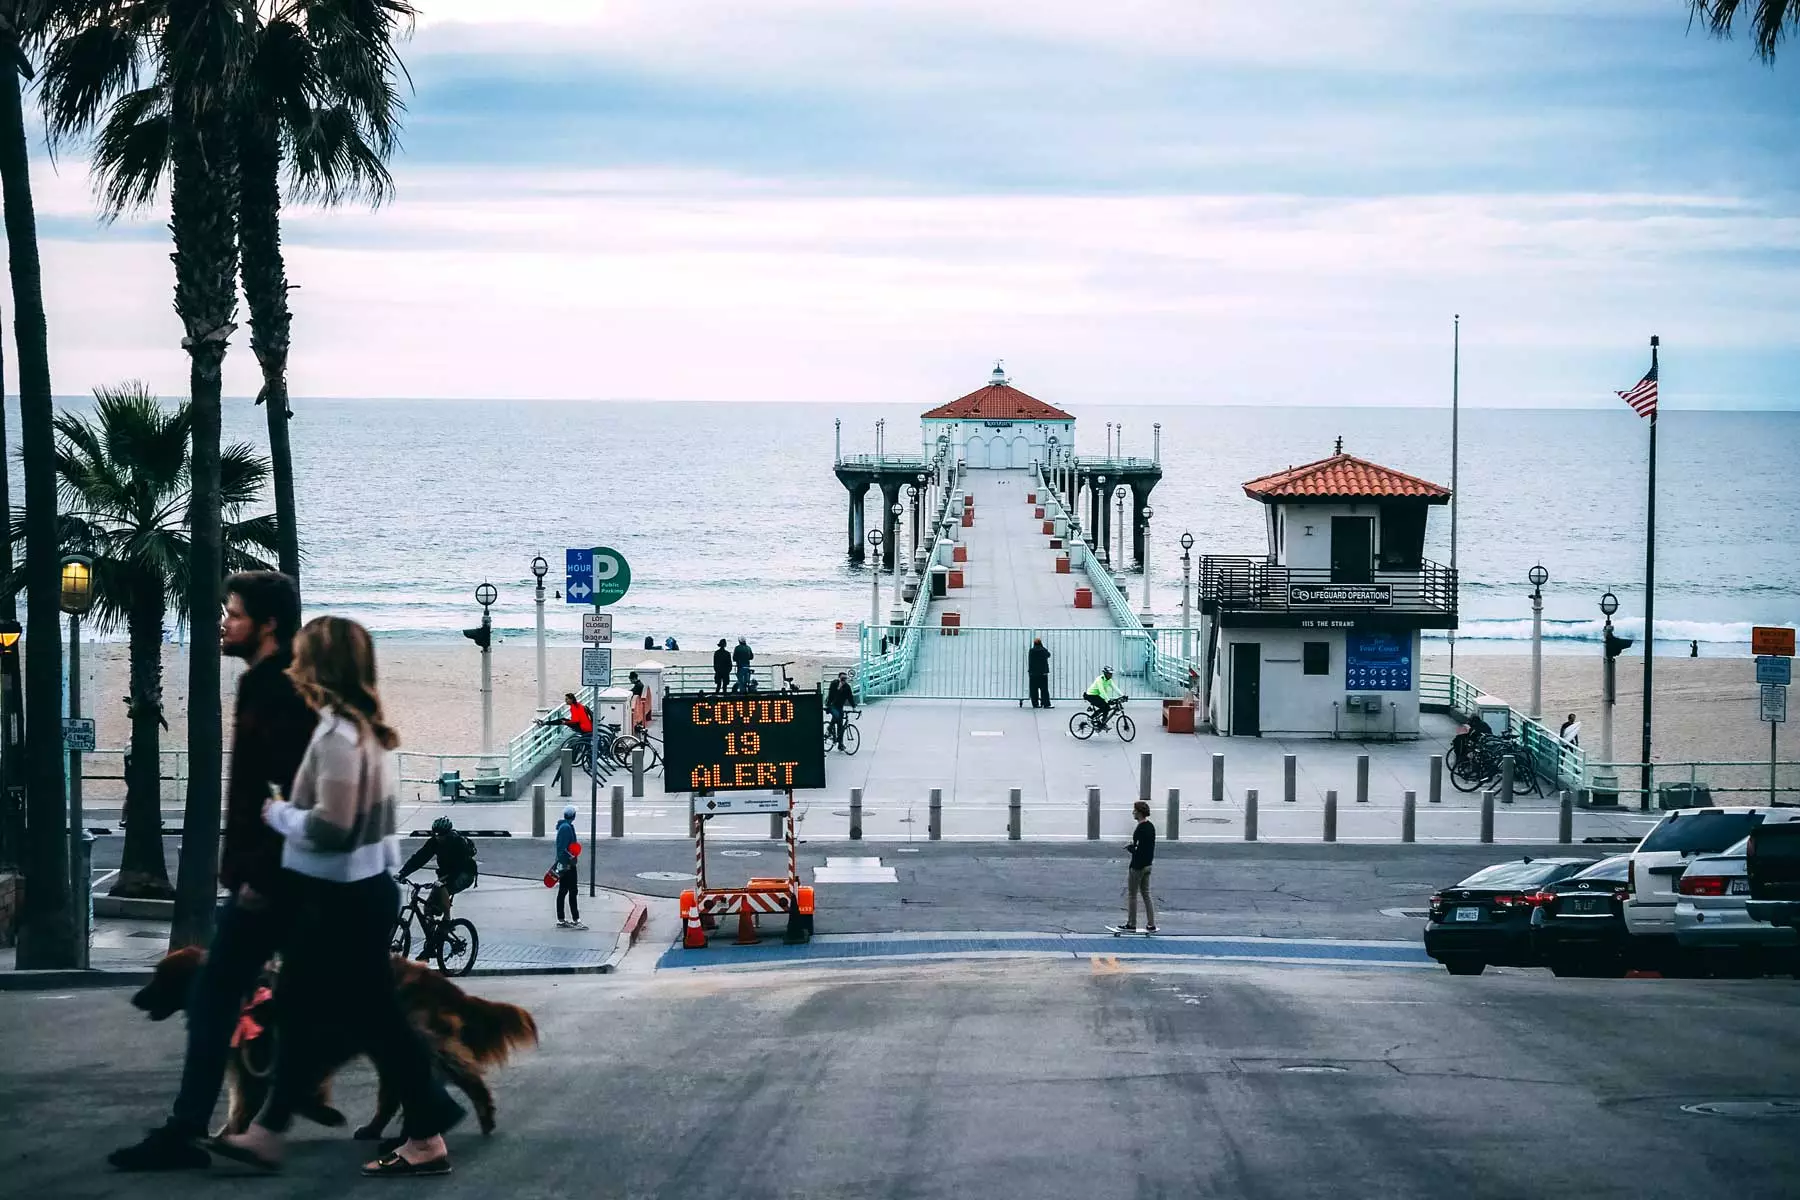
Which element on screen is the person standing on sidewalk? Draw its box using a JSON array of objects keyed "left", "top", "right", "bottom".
[
  {"left": 1122, "top": 801, "right": 1157, "bottom": 933},
  {"left": 110, "top": 572, "right": 315, "bottom": 1171},
  {"left": 1027, "top": 638, "right": 1052, "bottom": 709},
  {"left": 732, "top": 636, "right": 755, "bottom": 691},
  {"left": 712, "top": 640, "right": 731, "bottom": 693},
  {"left": 555, "top": 804, "right": 585, "bottom": 929}
]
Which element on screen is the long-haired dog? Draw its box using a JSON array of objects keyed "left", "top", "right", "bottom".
[{"left": 132, "top": 947, "right": 538, "bottom": 1139}]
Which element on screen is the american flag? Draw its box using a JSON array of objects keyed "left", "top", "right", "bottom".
[{"left": 1617, "top": 362, "right": 1658, "bottom": 419}]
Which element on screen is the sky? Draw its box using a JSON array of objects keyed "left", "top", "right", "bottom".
[{"left": 26, "top": 0, "right": 1800, "bottom": 408}]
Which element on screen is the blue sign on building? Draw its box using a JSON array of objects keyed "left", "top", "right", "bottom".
[{"left": 1346, "top": 632, "right": 1412, "bottom": 691}]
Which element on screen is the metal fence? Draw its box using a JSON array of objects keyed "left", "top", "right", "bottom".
[
  {"left": 1582, "top": 760, "right": 1800, "bottom": 807},
  {"left": 894, "top": 626, "right": 1200, "bottom": 701}
]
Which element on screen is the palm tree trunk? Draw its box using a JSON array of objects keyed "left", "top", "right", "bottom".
[
  {"left": 236, "top": 116, "right": 300, "bottom": 592},
  {"left": 167, "top": 39, "right": 242, "bottom": 950},
  {"left": 113, "top": 578, "right": 172, "bottom": 898},
  {"left": 0, "top": 295, "right": 11, "bottom": 625},
  {"left": 0, "top": 28, "right": 74, "bottom": 967}
]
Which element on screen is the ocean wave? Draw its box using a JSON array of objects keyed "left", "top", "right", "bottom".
[{"left": 1449, "top": 617, "right": 1762, "bottom": 644}]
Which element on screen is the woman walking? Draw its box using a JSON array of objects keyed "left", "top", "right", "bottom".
[
  {"left": 555, "top": 804, "right": 585, "bottom": 929},
  {"left": 213, "top": 617, "right": 463, "bottom": 1177}
]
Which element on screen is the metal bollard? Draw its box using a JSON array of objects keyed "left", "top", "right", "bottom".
[
  {"left": 1009, "top": 788, "right": 1022, "bottom": 841},
  {"left": 770, "top": 810, "right": 783, "bottom": 839},
  {"left": 75, "top": 830, "right": 94, "bottom": 969},
  {"left": 929, "top": 787, "right": 942, "bottom": 840},
  {"left": 560, "top": 747, "right": 574, "bottom": 798},
  {"left": 1323, "top": 790, "right": 1338, "bottom": 843},
  {"left": 1284, "top": 754, "right": 1297, "bottom": 803},
  {"left": 1402, "top": 791, "right": 1416, "bottom": 843},
  {"left": 1499, "top": 757, "right": 1514, "bottom": 805},
  {"left": 850, "top": 787, "right": 863, "bottom": 840},
  {"left": 1356, "top": 754, "right": 1369, "bottom": 803},
  {"left": 1212, "top": 754, "right": 1225, "bottom": 803},
  {"left": 1429, "top": 755, "right": 1443, "bottom": 804},
  {"left": 1086, "top": 786, "right": 1101, "bottom": 840},
  {"left": 1481, "top": 789, "right": 1496, "bottom": 843},
  {"left": 1166, "top": 788, "right": 1180, "bottom": 840},
  {"left": 611, "top": 785, "right": 625, "bottom": 838},
  {"left": 632, "top": 747, "right": 645, "bottom": 798},
  {"left": 1139, "top": 753, "right": 1153, "bottom": 804},
  {"left": 1244, "top": 789, "right": 1259, "bottom": 842},
  {"left": 532, "top": 784, "right": 547, "bottom": 838},
  {"left": 1558, "top": 790, "right": 1573, "bottom": 844}
]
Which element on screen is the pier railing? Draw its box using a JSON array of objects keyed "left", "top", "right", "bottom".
[
  {"left": 855, "top": 472, "right": 963, "bottom": 698},
  {"left": 1420, "top": 671, "right": 1585, "bottom": 792},
  {"left": 835, "top": 453, "right": 929, "bottom": 470},
  {"left": 892, "top": 625, "right": 1200, "bottom": 701}
]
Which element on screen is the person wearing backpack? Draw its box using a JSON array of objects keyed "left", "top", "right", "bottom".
[
  {"left": 399, "top": 816, "right": 479, "bottom": 921},
  {"left": 553, "top": 805, "right": 585, "bottom": 929}
]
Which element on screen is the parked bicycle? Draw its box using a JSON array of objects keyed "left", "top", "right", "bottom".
[
  {"left": 1070, "top": 696, "right": 1136, "bottom": 743},
  {"left": 1449, "top": 728, "right": 1540, "bottom": 796},
  {"left": 826, "top": 708, "right": 862, "bottom": 755},
  {"left": 390, "top": 880, "right": 480, "bottom": 976},
  {"left": 611, "top": 729, "right": 663, "bottom": 772}
]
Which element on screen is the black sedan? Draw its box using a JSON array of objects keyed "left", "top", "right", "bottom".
[
  {"left": 1531, "top": 855, "right": 1632, "bottom": 977},
  {"left": 1424, "top": 857, "right": 1598, "bottom": 975}
]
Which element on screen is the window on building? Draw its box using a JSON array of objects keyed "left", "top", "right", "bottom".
[{"left": 1303, "top": 642, "right": 1330, "bottom": 675}]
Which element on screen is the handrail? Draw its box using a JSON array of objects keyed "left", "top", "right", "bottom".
[
  {"left": 1199, "top": 555, "right": 1457, "bottom": 616},
  {"left": 855, "top": 465, "right": 961, "bottom": 698}
]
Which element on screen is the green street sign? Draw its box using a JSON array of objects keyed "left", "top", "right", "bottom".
[{"left": 592, "top": 546, "right": 631, "bottom": 606}]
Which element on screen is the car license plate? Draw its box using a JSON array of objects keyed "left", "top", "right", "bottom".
[
  {"left": 1455, "top": 907, "right": 1481, "bottom": 922},
  {"left": 1730, "top": 878, "right": 1750, "bottom": 895},
  {"left": 1568, "top": 896, "right": 1603, "bottom": 913}
]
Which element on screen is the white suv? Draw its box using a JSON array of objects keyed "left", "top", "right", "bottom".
[{"left": 1625, "top": 807, "right": 1800, "bottom": 938}]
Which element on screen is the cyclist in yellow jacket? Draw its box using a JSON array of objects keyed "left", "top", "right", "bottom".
[{"left": 1084, "top": 666, "right": 1122, "bottom": 724}]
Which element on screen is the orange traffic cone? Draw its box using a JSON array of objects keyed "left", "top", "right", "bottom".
[
  {"left": 679, "top": 891, "right": 707, "bottom": 949},
  {"left": 735, "top": 908, "right": 761, "bottom": 945}
]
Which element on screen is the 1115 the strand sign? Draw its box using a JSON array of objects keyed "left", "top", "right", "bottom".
[{"left": 662, "top": 691, "right": 827, "bottom": 793}]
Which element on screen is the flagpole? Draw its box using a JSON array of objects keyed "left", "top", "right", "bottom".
[
  {"left": 1449, "top": 314, "right": 1460, "bottom": 674},
  {"left": 1640, "top": 334, "right": 1658, "bottom": 810}
]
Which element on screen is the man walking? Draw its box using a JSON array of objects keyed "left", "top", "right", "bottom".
[
  {"left": 1121, "top": 801, "right": 1157, "bottom": 933},
  {"left": 1027, "top": 637, "right": 1051, "bottom": 709},
  {"left": 712, "top": 639, "right": 731, "bottom": 694},
  {"left": 110, "top": 572, "right": 316, "bottom": 1170},
  {"left": 732, "top": 636, "right": 755, "bottom": 692}
]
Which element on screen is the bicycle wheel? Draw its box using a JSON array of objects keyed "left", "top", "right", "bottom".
[
  {"left": 1509, "top": 758, "right": 1540, "bottom": 797},
  {"left": 1070, "top": 712, "right": 1095, "bottom": 740},
  {"left": 1115, "top": 714, "right": 1137, "bottom": 743},
  {"left": 840, "top": 724, "right": 861, "bottom": 755},
  {"left": 435, "top": 918, "right": 479, "bottom": 976},
  {"left": 1449, "top": 758, "right": 1485, "bottom": 792},
  {"left": 611, "top": 736, "right": 636, "bottom": 767},
  {"left": 389, "top": 914, "right": 412, "bottom": 959}
]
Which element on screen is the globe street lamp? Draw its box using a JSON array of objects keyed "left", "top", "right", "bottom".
[
  {"left": 1179, "top": 531, "right": 1196, "bottom": 661},
  {"left": 531, "top": 555, "right": 550, "bottom": 712},
  {"left": 1596, "top": 590, "right": 1630, "bottom": 803},
  {"left": 60, "top": 552, "right": 96, "bottom": 964},
  {"left": 473, "top": 581, "right": 498, "bottom": 754},
  {"left": 1139, "top": 505, "right": 1155, "bottom": 626},
  {"left": 1115, "top": 489, "right": 1127, "bottom": 580},
  {"left": 914, "top": 474, "right": 928, "bottom": 576},
  {"left": 890, "top": 501, "right": 906, "bottom": 628},
  {"left": 867, "top": 529, "right": 884, "bottom": 642},
  {"left": 1527, "top": 564, "right": 1550, "bottom": 720},
  {"left": 1096, "top": 476, "right": 1108, "bottom": 564}
]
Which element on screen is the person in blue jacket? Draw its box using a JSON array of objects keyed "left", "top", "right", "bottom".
[{"left": 554, "top": 805, "right": 585, "bottom": 929}]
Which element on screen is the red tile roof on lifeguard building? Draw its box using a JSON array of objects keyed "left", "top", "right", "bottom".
[
  {"left": 922, "top": 383, "right": 1074, "bottom": 422},
  {"left": 1242, "top": 453, "right": 1451, "bottom": 503}
]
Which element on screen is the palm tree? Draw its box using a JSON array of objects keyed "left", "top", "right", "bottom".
[
  {"left": 1, "top": 1, "right": 73, "bottom": 967},
  {"left": 9, "top": 384, "right": 277, "bottom": 898},
  {"left": 1691, "top": 1, "right": 1796, "bottom": 61}
]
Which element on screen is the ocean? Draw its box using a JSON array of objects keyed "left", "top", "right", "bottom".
[{"left": 8, "top": 397, "right": 1797, "bottom": 656}]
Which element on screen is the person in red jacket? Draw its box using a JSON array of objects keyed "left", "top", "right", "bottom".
[{"left": 110, "top": 572, "right": 317, "bottom": 1171}]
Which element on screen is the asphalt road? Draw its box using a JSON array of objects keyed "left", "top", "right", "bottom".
[
  {"left": 91, "top": 837, "right": 1600, "bottom": 941},
  {"left": 4, "top": 958, "right": 1799, "bottom": 1199}
]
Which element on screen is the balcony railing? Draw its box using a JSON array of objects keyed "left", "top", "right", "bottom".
[{"left": 1198, "top": 556, "right": 1457, "bottom": 616}]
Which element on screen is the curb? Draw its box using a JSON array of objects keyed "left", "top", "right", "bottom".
[
  {"left": 0, "top": 968, "right": 153, "bottom": 992},
  {"left": 623, "top": 899, "right": 650, "bottom": 944}
]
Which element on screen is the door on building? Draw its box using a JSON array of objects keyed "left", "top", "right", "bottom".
[
  {"left": 1229, "top": 642, "right": 1261, "bottom": 736},
  {"left": 1330, "top": 516, "right": 1373, "bottom": 584}
]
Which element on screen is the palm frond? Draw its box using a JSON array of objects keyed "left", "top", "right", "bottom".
[
  {"left": 218, "top": 440, "right": 273, "bottom": 511},
  {"left": 36, "top": 19, "right": 146, "bottom": 143},
  {"left": 1691, "top": 0, "right": 1796, "bottom": 62},
  {"left": 91, "top": 86, "right": 172, "bottom": 215},
  {"left": 286, "top": 99, "right": 392, "bottom": 204}
]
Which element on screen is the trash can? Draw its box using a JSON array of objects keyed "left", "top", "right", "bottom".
[
  {"left": 930, "top": 565, "right": 949, "bottom": 598},
  {"left": 438, "top": 771, "right": 462, "bottom": 800},
  {"left": 1657, "top": 782, "right": 1714, "bottom": 811}
]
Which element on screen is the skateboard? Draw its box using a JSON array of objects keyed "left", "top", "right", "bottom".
[{"left": 1105, "top": 926, "right": 1155, "bottom": 937}]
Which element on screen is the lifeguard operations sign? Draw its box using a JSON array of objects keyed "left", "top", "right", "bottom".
[{"left": 663, "top": 691, "right": 827, "bottom": 793}]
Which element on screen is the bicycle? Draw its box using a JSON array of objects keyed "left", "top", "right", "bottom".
[
  {"left": 540, "top": 719, "right": 622, "bottom": 779},
  {"left": 611, "top": 729, "right": 663, "bottom": 771},
  {"left": 825, "top": 708, "right": 862, "bottom": 755},
  {"left": 390, "top": 881, "right": 480, "bottom": 976},
  {"left": 1449, "top": 730, "right": 1539, "bottom": 796},
  {"left": 1070, "top": 696, "right": 1135, "bottom": 743}
]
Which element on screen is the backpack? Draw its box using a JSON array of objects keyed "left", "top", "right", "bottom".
[{"left": 446, "top": 831, "right": 480, "bottom": 884}]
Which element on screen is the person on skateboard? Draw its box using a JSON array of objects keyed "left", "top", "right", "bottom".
[{"left": 1122, "top": 801, "right": 1157, "bottom": 933}]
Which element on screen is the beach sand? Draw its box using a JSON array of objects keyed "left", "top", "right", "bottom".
[{"left": 70, "top": 640, "right": 856, "bottom": 756}]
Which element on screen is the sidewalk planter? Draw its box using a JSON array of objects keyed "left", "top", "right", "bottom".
[
  {"left": 1162, "top": 699, "right": 1196, "bottom": 734},
  {"left": 1034, "top": 507, "right": 1045, "bottom": 519},
  {"left": 961, "top": 511, "right": 973, "bottom": 528},
  {"left": 952, "top": 544, "right": 969, "bottom": 562},
  {"left": 1074, "top": 586, "right": 1093, "bottom": 608},
  {"left": 948, "top": 569, "right": 965, "bottom": 588},
  {"left": 1041, "top": 519, "right": 1054, "bottom": 534},
  {"left": 1027, "top": 492, "right": 1036, "bottom": 504},
  {"left": 940, "top": 612, "right": 961, "bottom": 635},
  {"left": 1055, "top": 555, "right": 1070, "bottom": 574}
]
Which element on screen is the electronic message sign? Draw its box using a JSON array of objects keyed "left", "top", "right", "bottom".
[{"left": 662, "top": 690, "right": 827, "bottom": 794}]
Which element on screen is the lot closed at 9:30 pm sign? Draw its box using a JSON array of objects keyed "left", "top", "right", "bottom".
[{"left": 662, "top": 691, "right": 826, "bottom": 793}]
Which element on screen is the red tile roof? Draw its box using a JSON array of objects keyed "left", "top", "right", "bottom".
[
  {"left": 922, "top": 383, "right": 1074, "bottom": 422},
  {"left": 1242, "top": 453, "right": 1450, "bottom": 502}
]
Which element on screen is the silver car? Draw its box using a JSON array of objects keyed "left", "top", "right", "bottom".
[{"left": 1674, "top": 836, "right": 1800, "bottom": 962}]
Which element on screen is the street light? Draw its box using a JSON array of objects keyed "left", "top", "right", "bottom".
[
  {"left": 1596, "top": 590, "right": 1633, "bottom": 807},
  {"left": 59, "top": 553, "right": 96, "bottom": 963},
  {"left": 531, "top": 555, "right": 550, "bottom": 712},
  {"left": 1527, "top": 564, "right": 1549, "bottom": 720},
  {"left": 467, "top": 582, "right": 498, "bottom": 755},
  {"left": 867, "top": 529, "right": 884, "bottom": 641},
  {"left": 0, "top": 619, "right": 19, "bottom": 876},
  {"left": 1179, "top": 531, "right": 1196, "bottom": 661},
  {"left": 1116, "top": 489, "right": 1126, "bottom": 575},
  {"left": 890, "top": 501, "right": 906, "bottom": 626},
  {"left": 1096, "top": 476, "right": 1108, "bottom": 564},
  {"left": 914, "top": 473, "right": 928, "bottom": 575},
  {"left": 1139, "top": 505, "right": 1154, "bottom": 625}
]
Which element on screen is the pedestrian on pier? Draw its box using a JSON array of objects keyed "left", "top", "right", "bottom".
[
  {"left": 1122, "top": 801, "right": 1157, "bottom": 934},
  {"left": 1027, "top": 637, "right": 1052, "bottom": 709},
  {"left": 713, "top": 640, "right": 731, "bottom": 693},
  {"left": 554, "top": 805, "right": 584, "bottom": 929},
  {"left": 1559, "top": 713, "right": 1581, "bottom": 746},
  {"left": 733, "top": 636, "right": 755, "bottom": 691}
]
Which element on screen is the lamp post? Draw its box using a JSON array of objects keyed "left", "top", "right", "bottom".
[
  {"left": 890, "top": 501, "right": 906, "bottom": 628},
  {"left": 914, "top": 474, "right": 928, "bottom": 575},
  {"left": 531, "top": 555, "right": 549, "bottom": 713},
  {"left": 1096, "top": 475, "right": 1108, "bottom": 564},
  {"left": 1047, "top": 436, "right": 1059, "bottom": 496},
  {"left": 0, "top": 620, "right": 20, "bottom": 872},
  {"left": 60, "top": 554, "right": 95, "bottom": 963},
  {"left": 1070, "top": 518, "right": 1084, "bottom": 570},
  {"left": 875, "top": 418, "right": 884, "bottom": 463},
  {"left": 867, "top": 529, "right": 884, "bottom": 650},
  {"left": 1180, "top": 531, "right": 1195, "bottom": 660},
  {"left": 1528, "top": 564, "right": 1549, "bottom": 720},
  {"left": 1106, "top": 422, "right": 1113, "bottom": 458},
  {"left": 1139, "top": 506, "right": 1155, "bottom": 625},
  {"left": 1597, "top": 590, "right": 1635, "bottom": 806},
  {"left": 474, "top": 582, "right": 497, "bottom": 755},
  {"left": 1115, "top": 489, "right": 1126, "bottom": 575}
]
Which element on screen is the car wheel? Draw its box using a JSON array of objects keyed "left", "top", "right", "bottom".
[{"left": 1442, "top": 957, "right": 1486, "bottom": 976}]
